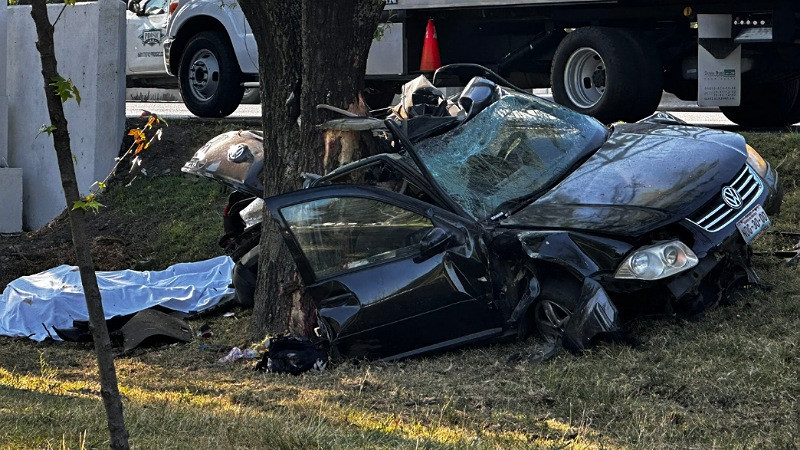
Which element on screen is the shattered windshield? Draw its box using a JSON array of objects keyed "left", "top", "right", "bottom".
[{"left": 414, "top": 94, "right": 607, "bottom": 219}]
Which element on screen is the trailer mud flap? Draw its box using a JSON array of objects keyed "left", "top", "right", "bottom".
[{"left": 698, "top": 14, "right": 741, "bottom": 107}]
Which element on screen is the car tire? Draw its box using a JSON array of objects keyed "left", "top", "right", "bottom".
[
  {"left": 720, "top": 79, "right": 800, "bottom": 127},
  {"left": 530, "top": 277, "right": 581, "bottom": 346},
  {"left": 551, "top": 27, "right": 662, "bottom": 123},
  {"left": 178, "top": 31, "right": 244, "bottom": 118},
  {"left": 232, "top": 244, "right": 259, "bottom": 308},
  {"left": 241, "top": 87, "right": 260, "bottom": 105}
]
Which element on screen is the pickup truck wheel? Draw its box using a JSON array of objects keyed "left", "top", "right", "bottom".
[
  {"left": 551, "top": 27, "right": 661, "bottom": 123},
  {"left": 721, "top": 79, "right": 800, "bottom": 127},
  {"left": 179, "top": 31, "right": 244, "bottom": 118}
]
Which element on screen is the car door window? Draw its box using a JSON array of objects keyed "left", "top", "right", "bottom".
[{"left": 281, "top": 197, "right": 434, "bottom": 279}]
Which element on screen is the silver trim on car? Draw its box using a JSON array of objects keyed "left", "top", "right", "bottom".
[{"left": 688, "top": 165, "right": 764, "bottom": 232}]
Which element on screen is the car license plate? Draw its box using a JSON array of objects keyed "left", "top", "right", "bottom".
[{"left": 736, "top": 204, "right": 770, "bottom": 244}]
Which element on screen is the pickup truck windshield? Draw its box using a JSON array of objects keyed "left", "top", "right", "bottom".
[{"left": 414, "top": 93, "right": 608, "bottom": 219}]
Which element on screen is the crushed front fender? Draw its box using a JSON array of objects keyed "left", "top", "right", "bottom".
[{"left": 562, "top": 278, "right": 620, "bottom": 351}]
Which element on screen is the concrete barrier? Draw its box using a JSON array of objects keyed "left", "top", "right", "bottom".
[
  {"left": 0, "top": 168, "right": 23, "bottom": 233},
  {"left": 5, "top": 0, "right": 125, "bottom": 230}
]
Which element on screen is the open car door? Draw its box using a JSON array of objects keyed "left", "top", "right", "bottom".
[{"left": 265, "top": 185, "right": 502, "bottom": 361}]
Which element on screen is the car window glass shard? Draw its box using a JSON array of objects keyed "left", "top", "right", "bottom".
[
  {"left": 413, "top": 93, "right": 607, "bottom": 219},
  {"left": 281, "top": 197, "right": 434, "bottom": 279}
]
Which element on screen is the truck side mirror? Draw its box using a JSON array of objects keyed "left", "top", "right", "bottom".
[{"left": 127, "top": 0, "right": 141, "bottom": 14}]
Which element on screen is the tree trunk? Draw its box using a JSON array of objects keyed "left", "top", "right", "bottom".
[
  {"left": 238, "top": 0, "right": 383, "bottom": 339},
  {"left": 29, "top": 2, "right": 129, "bottom": 448}
]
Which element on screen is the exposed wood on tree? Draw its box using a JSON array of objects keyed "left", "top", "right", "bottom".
[
  {"left": 28, "top": 1, "right": 129, "bottom": 448},
  {"left": 237, "top": 0, "right": 384, "bottom": 340}
]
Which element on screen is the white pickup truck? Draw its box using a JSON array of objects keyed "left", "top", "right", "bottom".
[
  {"left": 162, "top": 0, "right": 401, "bottom": 118},
  {"left": 125, "top": 0, "right": 173, "bottom": 88}
]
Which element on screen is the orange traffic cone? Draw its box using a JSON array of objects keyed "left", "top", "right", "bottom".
[{"left": 420, "top": 19, "right": 441, "bottom": 72}]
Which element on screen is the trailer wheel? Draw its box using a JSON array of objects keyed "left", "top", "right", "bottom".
[
  {"left": 551, "top": 27, "right": 662, "bottom": 123},
  {"left": 178, "top": 31, "right": 244, "bottom": 118},
  {"left": 720, "top": 80, "right": 800, "bottom": 127}
]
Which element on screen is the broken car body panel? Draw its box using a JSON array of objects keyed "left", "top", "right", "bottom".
[
  {"left": 182, "top": 130, "right": 264, "bottom": 196},
  {"left": 264, "top": 185, "right": 503, "bottom": 361}
]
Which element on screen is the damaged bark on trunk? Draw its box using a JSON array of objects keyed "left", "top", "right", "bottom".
[
  {"left": 28, "top": 0, "right": 129, "bottom": 448},
  {"left": 237, "top": 0, "right": 384, "bottom": 340}
]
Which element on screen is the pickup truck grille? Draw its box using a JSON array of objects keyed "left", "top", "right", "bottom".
[{"left": 688, "top": 165, "right": 763, "bottom": 233}]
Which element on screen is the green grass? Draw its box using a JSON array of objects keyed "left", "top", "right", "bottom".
[
  {"left": 105, "top": 176, "right": 228, "bottom": 269},
  {"left": 1, "top": 130, "right": 799, "bottom": 449}
]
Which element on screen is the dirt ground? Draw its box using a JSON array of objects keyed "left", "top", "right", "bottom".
[{"left": 0, "top": 117, "right": 259, "bottom": 291}]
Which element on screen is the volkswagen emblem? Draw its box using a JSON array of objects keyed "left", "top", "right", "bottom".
[
  {"left": 227, "top": 143, "right": 249, "bottom": 163},
  {"left": 721, "top": 186, "right": 743, "bottom": 209}
]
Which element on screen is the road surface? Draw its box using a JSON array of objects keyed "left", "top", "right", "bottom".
[{"left": 126, "top": 92, "right": 796, "bottom": 128}]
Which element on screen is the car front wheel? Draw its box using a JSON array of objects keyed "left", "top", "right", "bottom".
[
  {"left": 178, "top": 31, "right": 244, "bottom": 118},
  {"left": 530, "top": 277, "right": 581, "bottom": 345}
]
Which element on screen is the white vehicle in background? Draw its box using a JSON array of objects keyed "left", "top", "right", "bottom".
[
  {"left": 163, "top": 0, "right": 402, "bottom": 118},
  {"left": 125, "top": 0, "right": 174, "bottom": 89}
]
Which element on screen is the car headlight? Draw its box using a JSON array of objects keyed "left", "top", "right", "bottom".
[
  {"left": 746, "top": 144, "right": 769, "bottom": 178},
  {"left": 614, "top": 241, "right": 698, "bottom": 280}
]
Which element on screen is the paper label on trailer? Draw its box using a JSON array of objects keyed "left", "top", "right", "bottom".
[
  {"left": 697, "top": 14, "right": 741, "bottom": 107},
  {"left": 698, "top": 45, "right": 741, "bottom": 107}
]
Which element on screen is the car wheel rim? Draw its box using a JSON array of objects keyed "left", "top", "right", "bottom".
[
  {"left": 564, "top": 47, "right": 606, "bottom": 109},
  {"left": 534, "top": 299, "right": 572, "bottom": 343},
  {"left": 188, "top": 49, "right": 220, "bottom": 102}
]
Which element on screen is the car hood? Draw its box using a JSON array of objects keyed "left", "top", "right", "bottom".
[
  {"left": 502, "top": 123, "right": 748, "bottom": 236},
  {"left": 181, "top": 130, "right": 264, "bottom": 196}
]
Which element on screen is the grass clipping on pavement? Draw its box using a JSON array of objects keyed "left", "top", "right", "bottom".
[{"left": 0, "top": 130, "right": 799, "bottom": 449}]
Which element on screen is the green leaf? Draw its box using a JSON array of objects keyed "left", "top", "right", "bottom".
[
  {"left": 71, "top": 199, "right": 103, "bottom": 214},
  {"left": 71, "top": 84, "right": 81, "bottom": 106},
  {"left": 49, "top": 75, "right": 80, "bottom": 105},
  {"left": 65, "top": 0, "right": 76, "bottom": 5},
  {"left": 36, "top": 124, "right": 57, "bottom": 138}
]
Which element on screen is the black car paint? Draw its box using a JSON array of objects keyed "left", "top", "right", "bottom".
[
  {"left": 265, "top": 185, "right": 503, "bottom": 360},
  {"left": 502, "top": 123, "right": 747, "bottom": 236}
]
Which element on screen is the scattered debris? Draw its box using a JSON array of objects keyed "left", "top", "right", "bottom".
[
  {"left": 218, "top": 346, "right": 259, "bottom": 363},
  {"left": 119, "top": 310, "right": 193, "bottom": 352},
  {"left": 197, "top": 324, "right": 213, "bottom": 338},
  {"left": 255, "top": 336, "right": 328, "bottom": 375}
]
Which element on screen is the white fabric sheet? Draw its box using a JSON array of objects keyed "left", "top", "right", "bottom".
[{"left": 0, "top": 256, "right": 235, "bottom": 341}]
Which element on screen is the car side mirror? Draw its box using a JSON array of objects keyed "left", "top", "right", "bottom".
[{"left": 414, "top": 227, "right": 456, "bottom": 263}]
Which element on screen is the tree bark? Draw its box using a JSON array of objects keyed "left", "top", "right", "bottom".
[
  {"left": 238, "top": 0, "right": 384, "bottom": 339},
  {"left": 29, "top": 2, "right": 130, "bottom": 448}
]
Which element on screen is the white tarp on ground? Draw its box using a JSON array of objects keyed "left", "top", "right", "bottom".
[{"left": 0, "top": 256, "right": 234, "bottom": 341}]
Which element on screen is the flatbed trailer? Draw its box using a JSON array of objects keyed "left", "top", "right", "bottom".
[{"left": 367, "top": 0, "right": 800, "bottom": 125}]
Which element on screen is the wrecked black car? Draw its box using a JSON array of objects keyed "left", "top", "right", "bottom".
[{"left": 183, "top": 72, "right": 781, "bottom": 361}]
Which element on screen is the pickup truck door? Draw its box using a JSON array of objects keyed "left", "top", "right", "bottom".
[
  {"left": 126, "top": 0, "right": 169, "bottom": 75},
  {"left": 266, "top": 185, "right": 502, "bottom": 361}
]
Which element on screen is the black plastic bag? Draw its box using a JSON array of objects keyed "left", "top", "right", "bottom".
[{"left": 255, "top": 336, "right": 328, "bottom": 375}]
